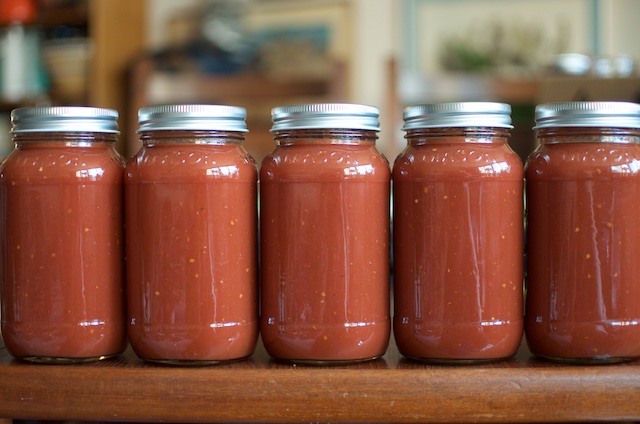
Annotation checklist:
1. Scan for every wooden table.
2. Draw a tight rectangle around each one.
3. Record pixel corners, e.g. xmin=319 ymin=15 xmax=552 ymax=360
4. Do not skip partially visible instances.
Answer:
xmin=1 ymin=334 xmax=640 ymax=423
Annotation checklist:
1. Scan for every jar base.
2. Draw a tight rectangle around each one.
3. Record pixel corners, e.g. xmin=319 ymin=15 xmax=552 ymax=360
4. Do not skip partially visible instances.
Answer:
xmin=532 ymin=353 xmax=638 ymax=365
xmin=275 ymin=355 xmax=383 ymax=366
xmin=142 ymin=355 xmax=251 ymax=367
xmin=17 ymin=352 xmax=122 ymax=364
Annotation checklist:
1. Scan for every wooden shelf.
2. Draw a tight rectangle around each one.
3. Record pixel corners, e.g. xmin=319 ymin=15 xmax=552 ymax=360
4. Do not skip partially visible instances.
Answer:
xmin=37 ymin=1 xmax=89 ymax=28
xmin=2 ymin=334 xmax=640 ymax=423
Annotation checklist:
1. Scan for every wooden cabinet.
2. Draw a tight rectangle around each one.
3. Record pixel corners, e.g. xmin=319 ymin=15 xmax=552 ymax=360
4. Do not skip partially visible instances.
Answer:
xmin=87 ymin=0 xmax=145 ymax=153
xmin=0 ymin=1 xmax=144 ymax=159
xmin=19 ymin=0 xmax=145 ymax=153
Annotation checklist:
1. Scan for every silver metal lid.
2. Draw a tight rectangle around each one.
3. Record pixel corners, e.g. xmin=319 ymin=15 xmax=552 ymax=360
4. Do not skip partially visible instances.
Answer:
xmin=402 ymin=102 xmax=513 ymax=130
xmin=534 ymin=102 xmax=640 ymax=129
xmin=271 ymin=103 xmax=380 ymax=131
xmin=137 ymin=104 xmax=248 ymax=132
xmin=11 ymin=106 xmax=119 ymax=134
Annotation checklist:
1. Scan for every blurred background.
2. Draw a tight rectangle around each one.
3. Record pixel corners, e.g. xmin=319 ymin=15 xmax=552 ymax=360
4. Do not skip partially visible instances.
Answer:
xmin=0 ymin=0 xmax=637 ymax=164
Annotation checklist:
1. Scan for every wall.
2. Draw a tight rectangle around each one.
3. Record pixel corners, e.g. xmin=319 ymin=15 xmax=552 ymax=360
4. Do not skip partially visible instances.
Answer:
xmin=349 ymin=0 xmax=399 ymax=158
xmin=143 ymin=0 xmax=640 ymax=161
xmin=598 ymin=0 xmax=640 ymax=58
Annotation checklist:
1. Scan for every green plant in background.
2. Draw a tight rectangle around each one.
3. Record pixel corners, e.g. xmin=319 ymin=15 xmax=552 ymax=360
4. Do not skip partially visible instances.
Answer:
xmin=439 ymin=18 xmax=567 ymax=76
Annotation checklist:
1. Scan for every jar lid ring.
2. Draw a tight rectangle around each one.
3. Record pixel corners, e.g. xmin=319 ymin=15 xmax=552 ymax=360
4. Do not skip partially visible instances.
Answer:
xmin=271 ymin=103 xmax=380 ymax=131
xmin=137 ymin=104 xmax=248 ymax=132
xmin=402 ymin=102 xmax=513 ymax=130
xmin=11 ymin=106 xmax=120 ymax=134
xmin=534 ymin=101 xmax=640 ymax=129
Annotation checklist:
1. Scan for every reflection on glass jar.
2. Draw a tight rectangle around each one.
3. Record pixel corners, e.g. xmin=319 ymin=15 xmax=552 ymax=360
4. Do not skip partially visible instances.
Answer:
xmin=260 ymin=103 xmax=391 ymax=364
xmin=393 ymin=102 xmax=524 ymax=364
xmin=126 ymin=105 xmax=258 ymax=365
xmin=0 ymin=106 xmax=126 ymax=363
xmin=525 ymin=101 xmax=640 ymax=363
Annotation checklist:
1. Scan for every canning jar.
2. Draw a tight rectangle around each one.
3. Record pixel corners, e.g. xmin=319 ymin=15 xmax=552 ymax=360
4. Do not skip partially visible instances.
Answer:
xmin=525 ymin=101 xmax=640 ymax=363
xmin=0 ymin=106 xmax=126 ymax=362
xmin=260 ymin=103 xmax=391 ymax=363
xmin=126 ymin=104 xmax=258 ymax=364
xmin=393 ymin=102 xmax=524 ymax=363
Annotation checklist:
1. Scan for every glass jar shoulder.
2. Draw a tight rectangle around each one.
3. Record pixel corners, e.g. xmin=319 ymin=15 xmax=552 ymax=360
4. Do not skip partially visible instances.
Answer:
xmin=0 ymin=142 xmax=124 ymax=183
xmin=261 ymin=143 xmax=390 ymax=182
xmin=525 ymin=142 xmax=640 ymax=179
xmin=393 ymin=142 xmax=523 ymax=180
xmin=126 ymin=143 xmax=257 ymax=182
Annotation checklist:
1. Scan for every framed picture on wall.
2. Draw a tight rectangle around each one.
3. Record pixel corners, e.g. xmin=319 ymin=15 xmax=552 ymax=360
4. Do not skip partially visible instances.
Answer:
xmin=401 ymin=0 xmax=598 ymax=77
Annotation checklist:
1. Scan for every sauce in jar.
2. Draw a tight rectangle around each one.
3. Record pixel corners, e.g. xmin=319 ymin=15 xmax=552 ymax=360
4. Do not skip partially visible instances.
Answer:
xmin=525 ymin=101 xmax=640 ymax=363
xmin=0 ymin=107 xmax=126 ymax=362
xmin=260 ymin=103 xmax=390 ymax=363
xmin=393 ymin=103 xmax=524 ymax=363
xmin=126 ymin=105 xmax=258 ymax=364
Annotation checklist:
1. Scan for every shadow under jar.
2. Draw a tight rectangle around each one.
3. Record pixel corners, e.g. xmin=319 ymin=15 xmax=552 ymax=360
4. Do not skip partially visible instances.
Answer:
xmin=0 ymin=107 xmax=126 ymax=363
xmin=260 ymin=103 xmax=391 ymax=364
xmin=125 ymin=105 xmax=259 ymax=365
xmin=393 ymin=102 xmax=524 ymax=364
xmin=525 ymin=101 xmax=640 ymax=363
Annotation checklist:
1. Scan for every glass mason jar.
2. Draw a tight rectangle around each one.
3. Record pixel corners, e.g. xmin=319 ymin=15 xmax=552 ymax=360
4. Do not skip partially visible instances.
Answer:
xmin=126 ymin=104 xmax=258 ymax=364
xmin=0 ymin=106 xmax=126 ymax=363
xmin=525 ymin=101 xmax=640 ymax=363
xmin=393 ymin=103 xmax=524 ymax=363
xmin=260 ymin=103 xmax=391 ymax=364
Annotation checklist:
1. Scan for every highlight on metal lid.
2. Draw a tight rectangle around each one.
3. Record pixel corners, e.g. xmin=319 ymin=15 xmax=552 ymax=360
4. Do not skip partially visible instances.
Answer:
xmin=534 ymin=101 xmax=640 ymax=129
xmin=11 ymin=106 xmax=119 ymax=134
xmin=402 ymin=102 xmax=513 ymax=130
xmin=137 ymin=104 xmax=248 ymax=132
xmin=271 ymin=103 xmax=380 ymax=132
